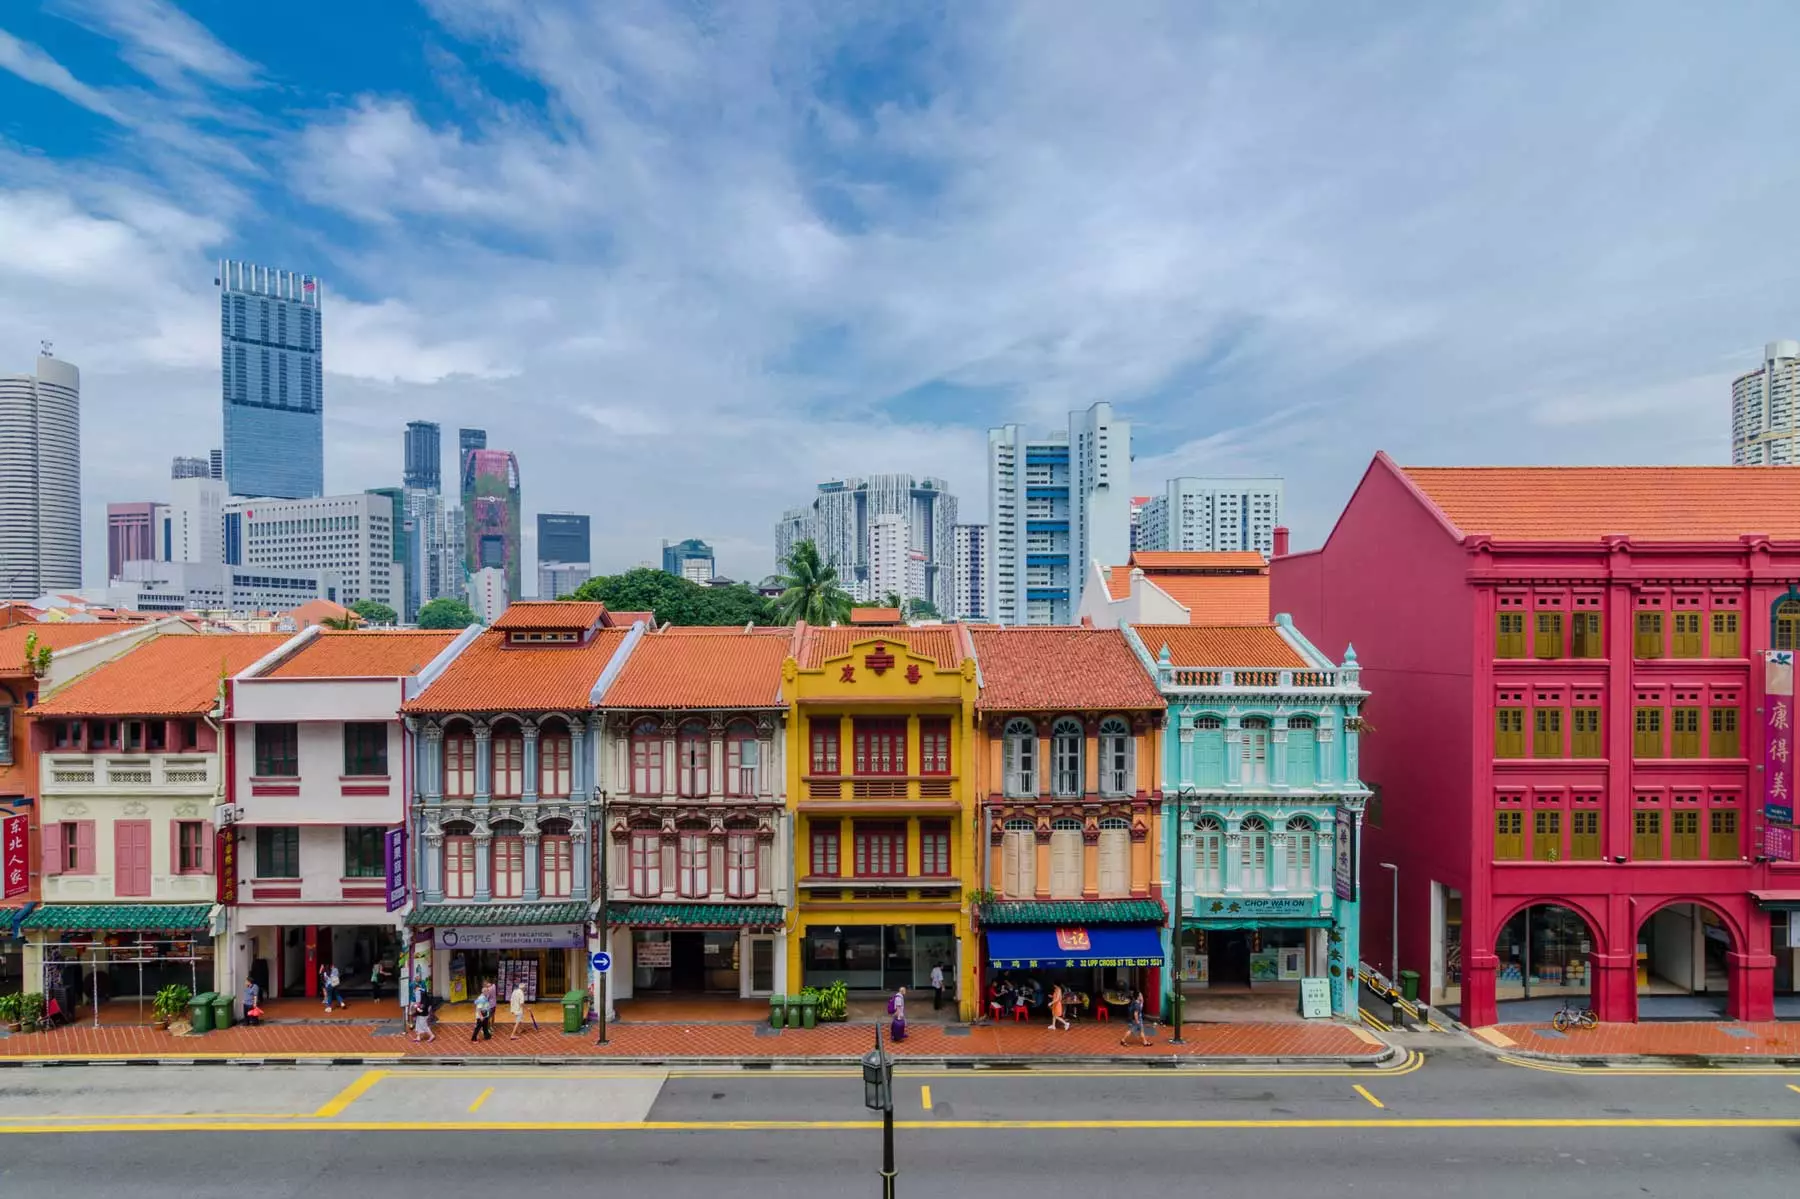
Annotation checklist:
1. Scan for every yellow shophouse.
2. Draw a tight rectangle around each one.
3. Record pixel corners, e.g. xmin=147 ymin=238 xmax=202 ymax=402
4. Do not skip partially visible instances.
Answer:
xmin=782 ymin=621 xmax=980 ymax=1019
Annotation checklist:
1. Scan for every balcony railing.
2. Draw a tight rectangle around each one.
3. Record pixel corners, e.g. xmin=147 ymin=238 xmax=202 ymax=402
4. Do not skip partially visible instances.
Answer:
xmin=802 ymin=775 xmax=959 ymax=803
xmin=1162 ymin=666 xmax=1358 ymax=693
xmin=44 ymin=755 xmax=217 ymax=791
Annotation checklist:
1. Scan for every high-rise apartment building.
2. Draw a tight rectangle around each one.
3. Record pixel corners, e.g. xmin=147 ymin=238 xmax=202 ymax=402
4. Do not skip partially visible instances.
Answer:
xmin=209 ymin=448 xmax=223 ymax=480
xmin=106 ymin=502 xmax=160 ymax=582
xmin=869 ymin=514 xmax=925 ymax=606
xmin=953 ymin=523 xmax=990 ymax=622
xmin=662 ymin=537 xmax=714 ymax=583
xmin=772 ymin=475 xmax=957 ymax=611
xmin=463 ymin=448 xmax=521 ymax=601
xmin=1731 ymin=340 xmax=1800 ymax=465
xmin=0 ymin=352 xmax=81 ymax=599
xmin=172 ymin=455 xmax=212 ymax=479
xmin=404 ymin=421 xmax=441 ymax=490
xmin=537 ymin=513 xmax=592 ymax=597
xmin=222 ymin=491 xmax=402 ymax=610
xmin=1129 ymin=495 xmax=1152 ymax=550
xmin=1137 ymin=477 xmax=1283 ymax=556
xmin=988 ymin=401 xmax=1130 ymax=625
xmin=469 ymin=566 xmax=509 ymax=625
xmin=219 ymin=260 xmax=323 ymax=499
xmin=367 ymin=487 xmax=411 ymax=620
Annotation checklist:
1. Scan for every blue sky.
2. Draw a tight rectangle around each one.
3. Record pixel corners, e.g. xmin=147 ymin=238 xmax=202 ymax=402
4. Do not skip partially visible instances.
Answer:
xmin=3 ymin=1 xmax=1799 ymax=586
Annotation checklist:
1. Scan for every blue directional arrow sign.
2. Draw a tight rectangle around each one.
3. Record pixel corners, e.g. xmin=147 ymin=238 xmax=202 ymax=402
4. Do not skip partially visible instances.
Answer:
xmin=591 ymin=951 xmax=613 ymax=973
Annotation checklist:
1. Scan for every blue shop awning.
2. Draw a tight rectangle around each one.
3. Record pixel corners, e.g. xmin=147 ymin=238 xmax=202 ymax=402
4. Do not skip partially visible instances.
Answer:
xmin=987 ymin=926 xmax=1164 ymax=969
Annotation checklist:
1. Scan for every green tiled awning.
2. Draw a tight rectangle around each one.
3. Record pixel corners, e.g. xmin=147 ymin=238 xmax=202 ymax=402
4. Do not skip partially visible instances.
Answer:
xmin=975 ymin=899 xmax=1166 ymax=926
xmin=20 ymin=904 xmax=213 ymax=933
xmin=609 ymin=903 xmax=785 ymax=930
xmin=407 ymin=901 xmax=589 ymax=928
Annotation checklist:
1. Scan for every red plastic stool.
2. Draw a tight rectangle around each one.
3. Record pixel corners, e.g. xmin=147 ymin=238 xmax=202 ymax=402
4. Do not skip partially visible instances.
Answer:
xmin=1012 ymin=1005 xmax=1027 ymax=1023
xmin=989 ymin=1001 xmax=1002 ymax=1022
xmin=1095 ymin=1005 xmax=1110 ymax=1023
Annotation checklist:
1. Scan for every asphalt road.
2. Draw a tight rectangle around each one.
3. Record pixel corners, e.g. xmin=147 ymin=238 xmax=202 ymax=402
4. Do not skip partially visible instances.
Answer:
xmin=0 ymin=1046 xmax=1797 ymax=1197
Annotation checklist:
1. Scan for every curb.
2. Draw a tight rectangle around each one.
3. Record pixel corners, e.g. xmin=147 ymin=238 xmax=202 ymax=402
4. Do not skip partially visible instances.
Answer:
xmin=1496 ymin=1047 xmax=1800 ymax=1069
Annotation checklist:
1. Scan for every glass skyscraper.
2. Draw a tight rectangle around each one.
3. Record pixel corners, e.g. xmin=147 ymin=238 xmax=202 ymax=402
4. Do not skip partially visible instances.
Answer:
xmin=219 ymin=259 xmax=323 ymax=499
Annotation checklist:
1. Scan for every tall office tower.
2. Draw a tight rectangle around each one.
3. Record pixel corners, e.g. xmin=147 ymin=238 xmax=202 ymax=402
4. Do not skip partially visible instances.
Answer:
xmin=367 ymin=487 xmax=410 ymax=619
xmin=1137 ymin=477 xmax=1284 ymax=555
xmin=159 ymin=474 xmax=225 ymax=565
xmin=219 ymin=260 xmax=323 ymax=499
xmin=443 ymin=507 xmax=465 ymax=602
xmin=0 ymin=351 xmax=81 ymax=599
xmin=171 ymin=455 xmax=211 ymax=479
xmin=107 ymin=502 xmax=160 ymax=582
xmin=1732 ymin=340 xmax=1800 ymax=465
xmin=456 ymin=427 xmax=489 ymax=572
xmin=458 ymin=427 xmax=486 ymax=470
xmin=222 ymin=492 xmax=402 ymax=610
xmin=404 ymin=421 xmax=441 ymax=490
xmin=773 ymin=476 xmax=957 ymax=610
xmin=953 ymin=523 xmax=990 ymax=622
xmin=662 ymin=537 xmax=715 ymax=583
xmin=988 ymin=401 xmax=1131 ymax=625
xmin=463 ymin=448 xmax=522 ymax=601
xmin=537 ymin=512 xmax=592 ymax=597
xmin=401 ymin=420 xmax=446 ymax=618
xmin=209 ymin=448 xmax=223 ymax=480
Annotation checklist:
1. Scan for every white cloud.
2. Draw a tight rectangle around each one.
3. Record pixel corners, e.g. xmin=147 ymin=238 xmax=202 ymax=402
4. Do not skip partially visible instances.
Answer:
xmin=0 ymin=27 xmax=125 ymax=121
xmin=51 ymin=0 xmax=260 ymax=91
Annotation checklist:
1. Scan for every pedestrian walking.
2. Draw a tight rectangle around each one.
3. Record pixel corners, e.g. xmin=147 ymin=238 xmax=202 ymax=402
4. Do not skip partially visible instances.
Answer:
xmin=411 ymin=998 xmax=435 ymax=1043
xmin=242 ymin=976 xmax=262 ymax=1026
xmin=889 ymin=985 xmax=908 ymax=1042
xmin=1049 ymin=984 xmax=1070 ymax=1031
xmin=369 ymin=959 xmax=388 ymax=1002
xmin=508 ymin=981 xmax=537 ymax=1039
xmin=1120 ymin=989 xmax=1154 ymax=1046
xmin=471 ymin=985 xmax=493 ymax=1042
xmin=318 ymin=963 xmax=330 ymax=1010
xmin=325 ymin=964 xmax=346 ymax=1010
xmin=930 ymin=962 xmax=945 ymax=1012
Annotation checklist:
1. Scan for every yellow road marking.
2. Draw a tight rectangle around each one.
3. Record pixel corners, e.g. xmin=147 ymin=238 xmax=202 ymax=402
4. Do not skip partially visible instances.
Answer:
xmin=921 ymin=1085 xmax=932 ymax=1112
xmin=467 ymin=1087 xmax=494 ymax=1115
xmin=0 ymin=1112 xmax=309 ymax=1121
xmin=0 ymin=1052 xmax=407 ymax=1063
xmin=1788 ymin=1084 xmax=1800 ymax=1095
xmin=1359 ymin=1009 xmax=1390 ymax=1033
xmin=1352 ymin=1084 xmax=1384 ymax=1110
xmin=1472 ymin=1028 xmax=1516 ymax=1048
xmin=1350 ymin=1027 xmax=1384 ymax=1046
xmin=312 ymin=1070 xmax=388 ymax=1118
xmin=1497 ymin=1054 xmax=1800 ymax=1077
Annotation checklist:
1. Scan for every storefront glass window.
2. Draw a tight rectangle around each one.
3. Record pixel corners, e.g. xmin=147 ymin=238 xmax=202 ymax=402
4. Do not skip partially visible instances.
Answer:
xmin=1494 ymin=904 xmax=1593 ymax=999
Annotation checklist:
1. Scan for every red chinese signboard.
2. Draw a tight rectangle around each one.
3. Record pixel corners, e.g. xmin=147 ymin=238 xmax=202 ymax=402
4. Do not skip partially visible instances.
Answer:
xmin=216 ymin=827 xmax=238 ymax=904
xmin=1054 ymin=928 xmax=1092 ymax=952
xmin=1 ymin=813 xmax=26 ymax=900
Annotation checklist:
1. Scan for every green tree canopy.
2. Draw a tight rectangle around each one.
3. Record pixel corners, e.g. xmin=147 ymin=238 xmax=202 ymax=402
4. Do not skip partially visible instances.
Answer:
xmin=349 ymin=599 xmax=398 ymax=626
xmin=416 ymin=597 xmax=479 ymax=629
xmin=772 ymin=539 xmax=853 ymax=627
xmin=566 ymin=568 xmax=774 ymax=627
xmin=904 ymin=597 xmax=940 ymax=621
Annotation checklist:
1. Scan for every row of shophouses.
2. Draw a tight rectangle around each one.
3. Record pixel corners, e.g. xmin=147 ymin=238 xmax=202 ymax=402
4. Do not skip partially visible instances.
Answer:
xmin=0 ymin=596 xmax=1370 ymax=1023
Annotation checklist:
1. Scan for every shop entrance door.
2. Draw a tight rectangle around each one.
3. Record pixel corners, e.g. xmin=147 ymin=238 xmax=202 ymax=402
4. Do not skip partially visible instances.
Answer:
xmin=748 ymin=937 xmax=776 ymax=995
xmin=1212 ymin=931 xmax=1253 ymax=987
xmin=671 ymin=933 xmax=707 ymax=992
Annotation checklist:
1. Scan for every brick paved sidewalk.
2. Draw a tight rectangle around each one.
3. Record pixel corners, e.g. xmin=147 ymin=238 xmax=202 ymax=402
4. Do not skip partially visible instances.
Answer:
xmin=1490 ymin=1020 xmax=1800 ymax=1059
xmin=0 ymin=1017 xmax=1387 ymax=1065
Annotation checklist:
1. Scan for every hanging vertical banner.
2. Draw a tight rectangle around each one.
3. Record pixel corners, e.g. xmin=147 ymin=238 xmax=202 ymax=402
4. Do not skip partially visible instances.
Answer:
xmin=1333 ymin=806 xmax=1358 ymax=901
xmin=216 ymin=828 xmax=238 ymax=904
xmin=1 ymin=813 xmax=27 ymax=900
xmin=1766 ymin=652 xmax=1795 ymax=833
xmin=384 ymin=827 xmax=408 ymax=912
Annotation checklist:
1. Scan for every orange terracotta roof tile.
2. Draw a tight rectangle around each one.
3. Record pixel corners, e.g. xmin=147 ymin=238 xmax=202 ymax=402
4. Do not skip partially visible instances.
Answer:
xmin=660 ymin=624 xmax=791 ymax=636
xmin=601 ymin=630 xmax=788 ymax=709
xmin=35 ymin=633 xmax=290 ymax=717
xmin=1129 ymin=551 xmax=1267 ymax=571
xmin=605 ymin=611 xmax=656 ymax=627
xmin=491 ymin=602 xmax=609 ymax=631
xmin=1401 ymin=464 xmax=1800 ymax=542
xmin=1145 ymin=573 xmax=1271 ymax=625
xmin=799 ymin=626 xmax=964 ymax=669
xmin=1131 ymin=624 xmax=1306 ymax=669
xmin=263 ymin=631 xmax=460 ymax=679
xmin=284 ymin=598 xmax=357 ymax=627
xmin=849 ymin=607 xmax=903 ymax=625
xmin=404 ymin=627 xmax=630 ymax=713
xmin=970 ymin=628 xmax=1163 ymax=712
xmin=0 ymin=622 xmax=149 ymax=677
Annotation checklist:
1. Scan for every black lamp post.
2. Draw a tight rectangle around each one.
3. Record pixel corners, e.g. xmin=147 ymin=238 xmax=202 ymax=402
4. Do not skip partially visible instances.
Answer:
xmin=595 ymin=794 xmax=609 ymax=1046
xmin=861 ymin=1023 xmax=896 ymax=1198
xmin=1169 ymin=785 xmax=1194 ymax=1044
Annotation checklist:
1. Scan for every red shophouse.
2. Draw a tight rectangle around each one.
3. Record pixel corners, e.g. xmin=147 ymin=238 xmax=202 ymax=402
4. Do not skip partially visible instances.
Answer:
xmin=1272 ymin=454 xmax=1800 ymax=1025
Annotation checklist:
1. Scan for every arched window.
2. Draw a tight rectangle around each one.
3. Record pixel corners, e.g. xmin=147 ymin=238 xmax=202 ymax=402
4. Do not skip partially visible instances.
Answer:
xmin=1240 ymin=718 xmax=1271 ymax=785
xmin=726 ymin=721 xmax=760 ymax=797
xmin=1193 ymin=816 xmax=1224 ymax=893
xmin=1049 ymin=817 xmax=1083 ymax=898
xmin=1240 ymin=815 xmax=1269 ymax=891
xmin=1098 ymin=817 xmax=1130 ymax=898
xmin=1778 ymin=597 xmax=1800 ymax=652
xmin=1001 ymin=818 xmax=1036 ymax=898
xmin=1003 ymin=718 xmax=1037 ymax=796
xmin=490 ymin=819 xmax=524 ymax=898
xmin=726 ymin=828 xmax=759 ymax=898
xmin=491 ymin=721 xmax=524 ymax=798
xmin=1285 ymin=816 xmax=1315 ymax=892
xmin=629 ymin=828 xmax=662 ymax=897
xmin=538 ymin=817 xmax=573 ymax=898
xmin=1098 ymin=717 xmax=1132 ymax=795
xmin=678 ymin=721 xmax=710 ymax=798
xmin=630 ymin=720 xmax=663 ymax=796
xmin=444 ymin=723 xmax=476 ymax=798
xmin=1285 ymin=715 xmax=1317 ymax=789
xmin=442 ymin=819 xmax=475 ymax=899
xmin=677 ymin=828 xmax=710 ymax=897
xmin=538 ymin=719 xmax=572 ymax=798
xmin=1051 ymin=718 xmax=1084 ymax=797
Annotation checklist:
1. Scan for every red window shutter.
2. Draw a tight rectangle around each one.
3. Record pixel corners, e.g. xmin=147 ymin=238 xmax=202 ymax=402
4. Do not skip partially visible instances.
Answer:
xmin=115 ymin=820 xmax=150 ymax=896
xmin=170 ymin=821 xmax=180 ymax=875
xmin=41 ymin=822 xmax=62 ymax=876
xmin=75 ymin=821 xmax=96 ymax=874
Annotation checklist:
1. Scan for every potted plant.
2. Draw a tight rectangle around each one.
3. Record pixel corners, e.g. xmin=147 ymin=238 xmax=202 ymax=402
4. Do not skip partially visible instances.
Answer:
xmin=0 ymin=993 xmax=21 ymax=1031
xmin=18 ymin=992 xmax=46 ymax=1032
xmin=152 ymin=984 xmax=191 ymax=1030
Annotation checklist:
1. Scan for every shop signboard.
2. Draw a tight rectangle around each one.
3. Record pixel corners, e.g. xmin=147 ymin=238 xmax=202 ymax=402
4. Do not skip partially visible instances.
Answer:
xmin=1 ymin=813 xmax=25 ymax=899
xmin=383 ymin=828 xmax=408 ymax=912
xmin=215 ymin=827 xmax=238 ymax=904
xmin=1298 ymin=977 xmax=1331 ymax=1019
xmin=1766 ymin=651 xmax=1794 ymax=828
xmin=636 ymin=938 xmax=673 ymax=968
xmin=1193 ymin=896 xmax=1318 ymax=919
xmin=1333 ymin=807 xmax=1358 ymax=901
xmin=438 ymin=924 xmax=585 ymax=950
xmin=1765 ymin=824 xmax=1795 ymax=862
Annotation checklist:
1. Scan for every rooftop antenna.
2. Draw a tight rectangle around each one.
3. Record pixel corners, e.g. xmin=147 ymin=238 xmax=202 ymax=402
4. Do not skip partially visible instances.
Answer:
xmin=39 ymin=340 xmax=53 ymax=357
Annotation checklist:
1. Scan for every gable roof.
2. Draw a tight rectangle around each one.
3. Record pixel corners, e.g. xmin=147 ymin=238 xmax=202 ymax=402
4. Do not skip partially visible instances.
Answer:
xmin=491 ymin=602 xmax=609 ymax=632
xmin=35 ymin=633 xmax=290 ymax=717
xmin=1131 ymin=624 xmax=1307 ymax=669
xmin=0 ymin=621 xmax=147 ymax=678
xmin=601 ymin=629 xmax=788 ymax=709
xmin=404 ymin=626 xmax=630 ymax=713
xmin=798 ymin=626 xmax=965 ymax=670
xmin=849 ymin=607 xmax=903 ymax=625
xmin=263 ymin=631 xmax=460 ymax=679
xmin=1398 ymin=459 xmax=1800 ymax=542
xmin=283 ymin=598 xmax=358 ymax=628
xmin=1099 ymin=564 xmax=1270 ymax=625
xmin=1127 ymin=551 xmax=1266 ymax=570
xmin=969 ymin=627 xmax=1163 ymax=711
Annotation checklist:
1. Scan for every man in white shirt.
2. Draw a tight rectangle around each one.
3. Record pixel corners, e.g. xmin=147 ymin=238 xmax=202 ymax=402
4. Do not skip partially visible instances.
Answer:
xmin=930 ymin=962 xmax=945 ymax=1012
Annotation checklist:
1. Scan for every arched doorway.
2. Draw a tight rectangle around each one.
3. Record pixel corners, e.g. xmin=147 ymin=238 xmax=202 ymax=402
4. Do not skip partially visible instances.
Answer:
xmin=1492 ymin=901 xmax=1605 ymax=1005
xmin=1634 ymin=899 xmax=1740 ymax=1018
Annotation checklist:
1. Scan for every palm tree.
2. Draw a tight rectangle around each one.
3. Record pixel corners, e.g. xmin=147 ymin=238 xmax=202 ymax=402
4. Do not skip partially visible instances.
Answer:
xmin=774 ymin=539 xmax=853 ymax=626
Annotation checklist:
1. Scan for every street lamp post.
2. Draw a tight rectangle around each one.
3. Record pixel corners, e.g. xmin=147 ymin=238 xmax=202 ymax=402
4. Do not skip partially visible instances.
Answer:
xmin=862 ymin=1024 xmax=896 ymax=1198
xmin=1169 ymin=786 xmax=1194 ymax=1044
xmin=595 ymin=795 xmax=609 ymax=1046
xmin=1380 ymin=862 xmax=1399 ymax=985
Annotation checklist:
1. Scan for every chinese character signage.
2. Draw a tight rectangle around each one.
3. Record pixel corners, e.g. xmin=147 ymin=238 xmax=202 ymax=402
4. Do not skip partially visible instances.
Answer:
xmin=1765 ymin=824 xmax=1795 ymax=862
xmin=1767 ymin=651 xmax=1795 ymax=838
xmin=1 ymin=813 xmax=26 ymax=900
xmin=1333 ymin=806 xmax=1358 ymax=901
xmin=216 ymin=827 xmax=238 ymax=904
xmin=385 ymin=827 xmax=408 ymax=912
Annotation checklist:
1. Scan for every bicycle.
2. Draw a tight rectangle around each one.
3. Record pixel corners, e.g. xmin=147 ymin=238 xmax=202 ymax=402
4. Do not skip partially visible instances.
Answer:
xmin=1551 ymin=1001 xmax=1597 ymax=1031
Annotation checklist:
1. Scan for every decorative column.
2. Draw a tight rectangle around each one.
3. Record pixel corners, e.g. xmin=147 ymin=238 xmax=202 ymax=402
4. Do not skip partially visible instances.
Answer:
xmin=1343 ymin=707 xmax=1361 ymax=785
xmin=473 ymin=823 xmax=493 ymax=901
xmin=423 ymin=830 xmax=445 ymax=904
xmin=522 ymin=830 xmax=541 ymax=901
xmin=1176 ymin=711 xmax=1195 ymax=790
xmin=1316 ymin=828 xmax=1334 ymax=913
xmin=569 ymin=719 xmax=588 ymax=798
xmin=423 ymin=722 xmax=443 ymax=804
xmin=587 ymin=713 xmax=605 ymax=796
xmin=473 ymin=723 xmax=493 ymax=803
xmin=521 ymin=719 xmax=539 ymax=802
xmin=710 ymin=716 xmax=725 ymax=798
xmin=571 ymin=816 xmax=591 ymax=900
